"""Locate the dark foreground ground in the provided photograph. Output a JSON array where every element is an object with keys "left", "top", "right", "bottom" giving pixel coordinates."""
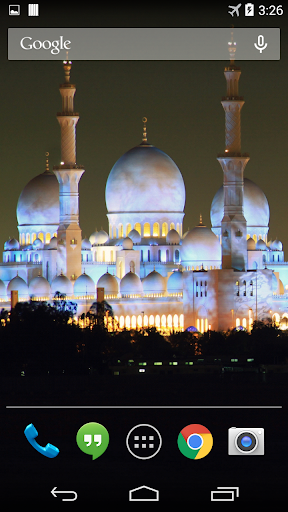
[{"left": 2, "top": 371, "right": 287, "bottom": 504}]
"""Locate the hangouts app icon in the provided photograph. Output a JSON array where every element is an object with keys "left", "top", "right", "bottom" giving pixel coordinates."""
[{"left": 76, "top": 422, "right": 109, "bottom": 460}]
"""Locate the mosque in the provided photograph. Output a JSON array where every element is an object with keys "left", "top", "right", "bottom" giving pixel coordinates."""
[{"left": 1, "top": 47, "right": 288, "bottom": 333}]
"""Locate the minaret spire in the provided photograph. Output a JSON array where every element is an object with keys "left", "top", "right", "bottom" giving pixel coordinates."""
[
  {"left": 217, "top": 33, "right": 249, "bottom": 271},
  {"left": 221, "top": 29, "right": 244, "bottom": 154}
]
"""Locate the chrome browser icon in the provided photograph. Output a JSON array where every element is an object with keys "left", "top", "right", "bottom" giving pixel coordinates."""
[{"left": 177, "top": 424, "right": 213, "bottom": 459}]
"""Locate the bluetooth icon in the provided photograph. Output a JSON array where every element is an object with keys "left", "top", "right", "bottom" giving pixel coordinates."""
[{"left": 245, "top": 2, "right": 254, "bottom": 15}]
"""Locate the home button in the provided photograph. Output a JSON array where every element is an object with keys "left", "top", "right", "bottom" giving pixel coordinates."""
[{"left": 129, "top": 485, "right": 159, "bottom": 501}]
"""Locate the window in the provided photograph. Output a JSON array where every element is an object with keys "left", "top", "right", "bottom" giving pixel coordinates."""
[
  {"left": 134, "top": 223, "right": 141, "bottom": 236},
  {"left": 126, "top": 223, "right": 132, "bottom": 237},
  {"left": 162, "top": 222, "right": 168, "bottom": 237},
  {"left": 161, "top": 314, "right": 166, "bottom": 328},
  {"left": 143, "top": 222, "right": 150, "bottom": 237},
  {"left": 149, "top": 315, "right": 154, "bottom": 326},
  {"left": 118, "top": 224, "right": 123, "bottom": 238},
  {"left": 173, "top": 314, "right": 178, "bottom": 329},
  {"left": 137, "top": 315, "right": 143, "bottom": 328},
  {"left": 153, "top": 222, "right": 159, "bottom": 237}
]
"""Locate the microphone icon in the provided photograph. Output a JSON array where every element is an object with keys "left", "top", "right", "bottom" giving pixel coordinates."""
[{"left": 254, "top": 35, "right": 268, "bottom": 53}]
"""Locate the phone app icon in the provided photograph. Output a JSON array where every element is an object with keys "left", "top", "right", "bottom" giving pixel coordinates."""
[
  {"left": 24, "top": 423, "right": 59, "bottom": 458},
  {"left": 177, "top": 424, "right": 213, "bottom": 459},
  {"left": 76, "top": 422, "right": 109, "bottom": 460}
]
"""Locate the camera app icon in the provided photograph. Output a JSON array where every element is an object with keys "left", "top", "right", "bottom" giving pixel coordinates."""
[{"left": 228, "top": 427, "right": 264, "bottom": 455}]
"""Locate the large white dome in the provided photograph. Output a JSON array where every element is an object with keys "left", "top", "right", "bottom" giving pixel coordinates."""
[
  {"left": 210, "top": 178, "right": 269, "bottom": 231},
  {"left": 105, "top": 144, "right": 185, "bottom": 214},
  {"left": 17, "top": 170, "right": 59, "bottom": 227}
]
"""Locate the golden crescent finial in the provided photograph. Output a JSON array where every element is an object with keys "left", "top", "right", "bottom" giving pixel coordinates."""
[
  {"left": 142, "top": 117, "right": 148, "bottom": 143},
  {"left": 228, "top": 26, "right": 236, "bottom": 64},
  {"left": 45, "top": 152, "right": 49, "bottom": 172}
]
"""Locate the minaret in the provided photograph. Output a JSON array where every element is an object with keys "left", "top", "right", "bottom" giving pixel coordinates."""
[
  {"left": 217, "top": 31, "right": 249, "bottom": 271},
  {"left": 53, "top": 58, "right": 85, "bottom": 281}
]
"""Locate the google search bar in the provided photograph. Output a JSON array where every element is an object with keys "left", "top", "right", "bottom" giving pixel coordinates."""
[{"left": 8, "top": 28, "right": 280, "bottom": 60}]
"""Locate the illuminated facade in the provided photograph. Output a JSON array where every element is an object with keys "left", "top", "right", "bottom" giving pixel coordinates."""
[{"left": 1, "top": 50, "right": 288, "bottom": 332}]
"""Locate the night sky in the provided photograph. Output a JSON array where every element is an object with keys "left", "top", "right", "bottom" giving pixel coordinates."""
[{"left": 1, "top": 5, "right": 288, "bottom": 253}]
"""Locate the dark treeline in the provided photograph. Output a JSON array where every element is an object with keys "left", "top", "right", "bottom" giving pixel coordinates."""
[{"left": 1, "top": 300, "right": 288, "bottom": 376}]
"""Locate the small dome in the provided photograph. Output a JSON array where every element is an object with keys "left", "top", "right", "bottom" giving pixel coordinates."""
[
  {"left": 0, "top": 279, "right": 7, "bottom": 299},
  {"left": 32, "top": 238, "right": 44, "bottom": 250},
  {"left": 166, "top": 229, "right": 180, "bottom": 245},
  {"left": 81, "top": 238, "right": 92, "bottom": 250},
  {"left": 51, "top": 273, "right": 73, "bottom": 296},
  {"left": 48, "top": 236, "right": 57, "bottom": 249},
  {"left": 167, "top": 270, "right": 183, "bottom": 292},
  {"left": 29, "top": 275, "right": 51, "bottom": 297},
  {"left": 122, "top": 237, "right": 133, "bottom": 250},
  {"left": 128, "top": 229, "right": 141, "bottom": 244},
  {"left": 7, "top": 275, "right": 29, "bottom": 298},
  {"left": 270, "top": 239, "right": 282, "bottom": 251},
  {"left": 89, "top": 230, "right": 109, "bottom": 245},
  {"left": 181, "top": 221, "right": 221, "bottom": 263},
  {"left": 4, "top": 238, "right": 20, "bottom": 251},
  {"left": 97, "top": 272, "right": 119, "bottom": 294},
  {"left": 247, "top": 237, "right": 256, "bottom": 250},
  {"left": 74, "top": 273, "right": 95, "bottom": 296},
  {"left": 142, "top": 270, "right": 166, "bottom": 294},
  {"left": 120, "top": 271, "right": 143, "bottom": 295},
  {"left": 255, "top": 239, "right": 267, "bottom": 250}
]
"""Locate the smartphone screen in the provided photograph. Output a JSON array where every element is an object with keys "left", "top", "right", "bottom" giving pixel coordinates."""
[{"left": 2, "top": 3, "right": 287, "bottom": 504}]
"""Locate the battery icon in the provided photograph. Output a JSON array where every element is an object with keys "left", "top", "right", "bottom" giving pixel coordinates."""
[{"left": 245, "top": 3, "right": 254, "bottom": 15}]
